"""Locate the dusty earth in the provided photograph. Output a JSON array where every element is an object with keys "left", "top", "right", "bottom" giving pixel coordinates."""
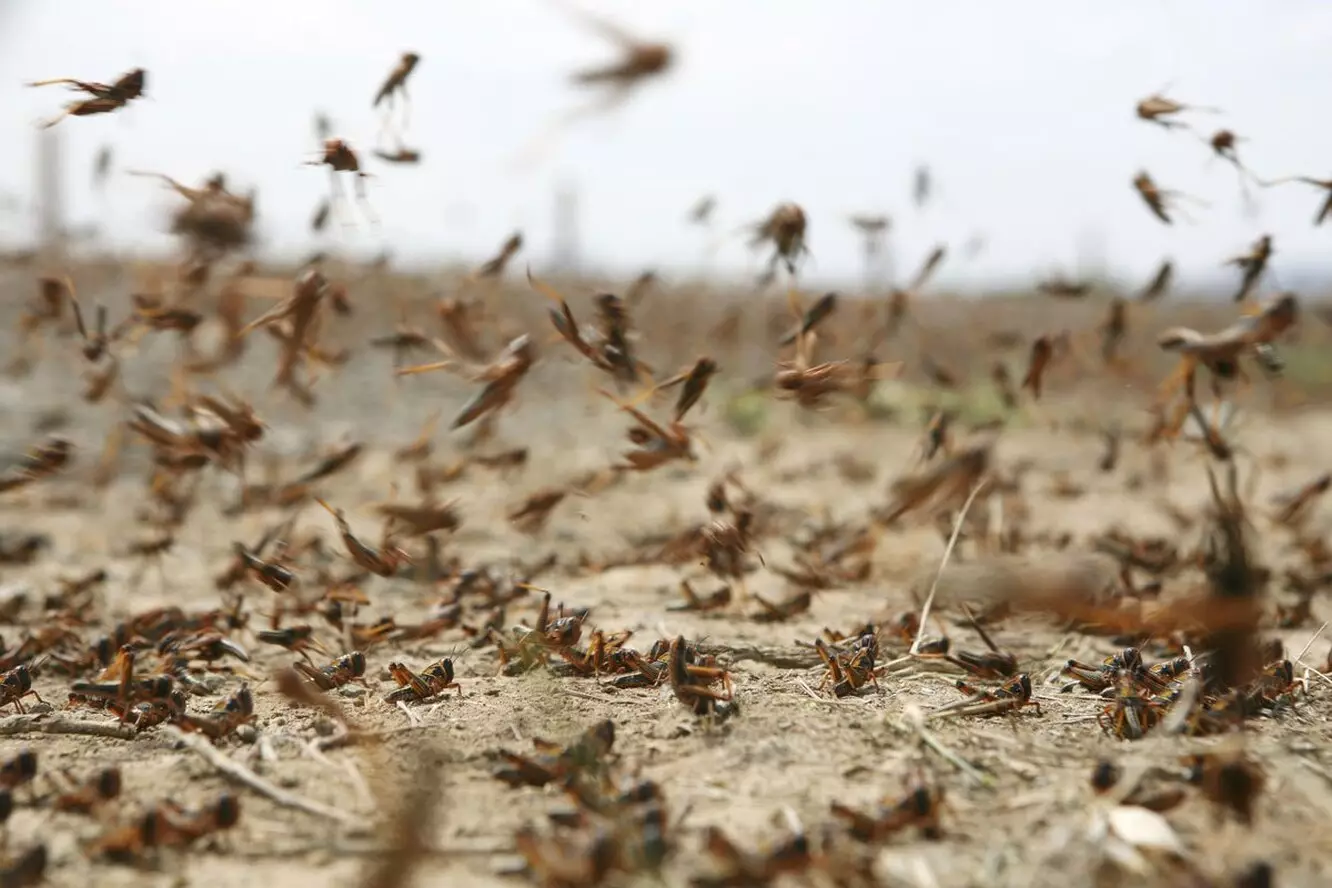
[{"left": 1, "top": 264, "right": 1332, "bottom": 888}]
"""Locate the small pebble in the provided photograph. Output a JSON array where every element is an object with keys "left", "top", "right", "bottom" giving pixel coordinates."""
[{"left": 235, "top": 724, "right": 258, "bottom": 744}]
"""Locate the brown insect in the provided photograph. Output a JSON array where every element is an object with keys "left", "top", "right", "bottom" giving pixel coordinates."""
[
  {"left": 1099, "top": 424, "right": 1121, "bottom": 473},
  {"left": 1017, "top": 336, "right": 1049, "bottom": 399},
  {"left": 493, "top": 719, "right": 616, "bottom": 788},
  {"left": 86, "top": 795, "right": 241, "bottom": 861},
  {"left": 1188, "top": 754, "right": 1265, "bottom": 825},
  {"left": 778, "top": 291, "right": 837, "bottom": 347},
  {"left": 1259, "top": 174, "right": 1332, "bottom": 226},
  {"left": 0, "top": 845, "right": 45, "bottom": 887},
  {"left": 0, "top": 436, "right": 73, "bottom": 495},
  {"left": 528, "top": 270, "right": 648, "bottom": 386},
  {"left": 29, "top": 67, "right": 146, "bottom": 128},
  {"left": 508, "top": 488, "right": 569, "bottom": 535},
  {"left": 1203, "top": 129, "right": 1251, "bottom": 176},
  {"left": 667, "top": 579, "right": 732, "bottom": 613},
  {"left": 1036, "top": 276, "right": 1092, "bottom": 299},
  {"left": 1271, "top": 472, "right": 1331, "bottom": 527},
  {"left": 814, "top": 631, "right": 879, "bottom": 698},
  {"left": 932, "top": 673, "right": 1041, "bottom": 719},
  {"left": 157, "top": 628, "right": 250, "bottom": 671},
  {"left": 72, "top": 671, "right": 177, "bottom": 724},
  {"left": 374, "top": 498, "right": 462, "bottom": 540},
  {"left": 1135, "top": 89, "right": 1218, "bottom": 130},
  {"left": 50, "top": 767, "right": 122, "bottom": 815},
  {"left": 433, "top": 296, "right": 490, "bottom": 362},
  {"left": 294, "top": 651, "right": 367, "bottom": 691},
  {"left": 877, "top": 439, "right": 991, "bottom": 526},
  {"left": 990, "top": 361, "right": 1018, "bottom": 409},
  {"left": 0, "top": 750, "right": 37, "bottom": 792},
  {"left": 513, "top": 828, "right": 616, "bottom": 888},
  {"left": 176, "top": 683, "right": 255, "bottom": 741},
  {"left": 920, "top": 409, "right": 955, "bottom": 463},
  {"left": 751, "top": 589, "right": 811, "bottom": 623},
  {"left": 230, "top": 541, "right": 296, "bottom": 594},
  {"left": 129, "top": 394, "right": 263, "bottom": 474},
  {"left": 1133, "top": 170, "right": 1202, "bottom": 224},
  {"left": 310, "top": 197, "right": 331, "bottom": 232},
  {"left": 84, "top": 810, "right": 161, "bottom": 861},
  {"left": 602, "top": 389, "right": 696, "bottom": 473},
  {"left": 398, "top": 333, "right": 537, "bottom": 431},
  {"left": 306, "top": 138, "right": 376, "bottom": 224},
  {"left": 925, "top": 606, "right": 1018, "bottom": 679},
  {"left": 776, "top": 292, "right": 898, "bottom": 409},
  {"left": 879, "top": 244, "right": 946, "bottom": 341},
  {"left": 687, "top": 194, "right": 716, "bottom": 226},
  {"left": 1139, "top": 258, "right": 1174, "bottom": 302},
  {"left": 749, "top": 203, "right": 809, "bottom": 278},
  {"left": 1090, "top": 760, "right": 1187, "bottom": 813},
  {"left": 373, "top": 51, "right": 421, "bottom": 129},
  {"left": 386, "top": 658, "right": 461, "bottom": 704},
  {"left": 624, "top": 269, "right": 657, "bottom": 308},
  {"left": 472, "top": 446, "right": 531, "bottom": 473},
  {"left": 1061, "top": 647, "right": 1147, "bottom": 694},
  {"left": 0, "top": 532, "right": 49, "bottom": 567},
  {"left": 471, "top": 232, "right": 524, "bottom": 281},
  {"left": 830, "top": 772, "right": 945, "bottom": 842},
  {"left": 317, "top": 498, "right": 410, "bottom": 577},
  {"left": 1100, "top": 297, "right": 1129, "bottom": 365},
  {"left": 1156, "top": 292, "right": 1298, "bottom": 430},
  {"left": 650, "top": 356, "right": 718, "bottom": 423},
  {"left": 1226, "top": 234, "right": 1274, "bottom": 303},
  {"left": 1097, "top": 670, "right": 1166, "bottom": 740},
  {"left": 514, "top": 4, "right": 673, "bottom": 168},
  {"left": 566, "top": 2, "right": 673, "bottom": 90},
  {"left": 238, "top": 269, "right": 330, "bottom": 404},
  {"left": 667, "top": 636, "right": 736, "bottom": 717},
  {"left": 372, "top": 145, "right": 423, "bottom": 165},
  {"left": 13, "top": 275, "right": 71, "bottom": 361},
  {"left": 64, "top": 278, "right": 117, "bottom": 364},
  {"left": 256, "top": 625, "right": 326, "bottom": 663},
  {"left": 0, "top": 665, "right": 41, "bottom": 714},
  {"left": 694, "top": 821, "right": 811, "bottom": 888},
  {"left": 128, "top": 170, "right": 256, "bottom": 260}
]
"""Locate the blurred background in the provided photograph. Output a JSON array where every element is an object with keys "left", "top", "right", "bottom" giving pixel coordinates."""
[{"left": 1, "top": 0, "right": 1330, "bottom": 293}]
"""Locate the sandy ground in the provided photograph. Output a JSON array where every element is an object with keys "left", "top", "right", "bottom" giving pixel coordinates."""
[{"left": 2, "top": 264, "right": 1332, "bottom": 887}]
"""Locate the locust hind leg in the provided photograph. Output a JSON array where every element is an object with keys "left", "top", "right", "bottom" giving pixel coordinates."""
[{"left": 353, "top": 174, "right": 380, "bottom": 229}]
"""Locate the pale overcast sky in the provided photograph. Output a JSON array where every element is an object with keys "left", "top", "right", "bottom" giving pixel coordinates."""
[{"left": 0, "top": 0, "right": 1330, "bottom": 290}]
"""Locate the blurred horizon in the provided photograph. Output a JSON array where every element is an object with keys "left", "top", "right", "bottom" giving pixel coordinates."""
[{"left": 1, "top": 0, "right": 1330, "bottom": 295}]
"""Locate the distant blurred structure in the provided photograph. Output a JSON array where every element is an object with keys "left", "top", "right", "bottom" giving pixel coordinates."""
[
  {"left": 849, "top": 214, "right": 893, "bottom": 292},
  {"left": 550, "top": 181, "right": 582, "bottom": 274},
  {"left": 35, "top": 125, "right": 66, "bottom": 254}
]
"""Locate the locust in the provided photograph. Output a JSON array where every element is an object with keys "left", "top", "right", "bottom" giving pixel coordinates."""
[
  {"left": 1225, "top": 235, "right": 1274, "bottom": 303},
  {"left": 28, "top": 67, "right": 146, "bottom": 128},
  {"left": 397, "top": 334, "right": 537, "bottom": 431},
  {"left": 1260, "top": 174, "right": 1332, "bottom": 226},
  {"left": 373, "top": 51, "right": 421, "bottom": 134},
  {"left": 1133, "top": 170, "right": 1204, "bottom": 224},
  {"left": 1135, "top": 89, "right": 1219, "bottom": 130}
]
